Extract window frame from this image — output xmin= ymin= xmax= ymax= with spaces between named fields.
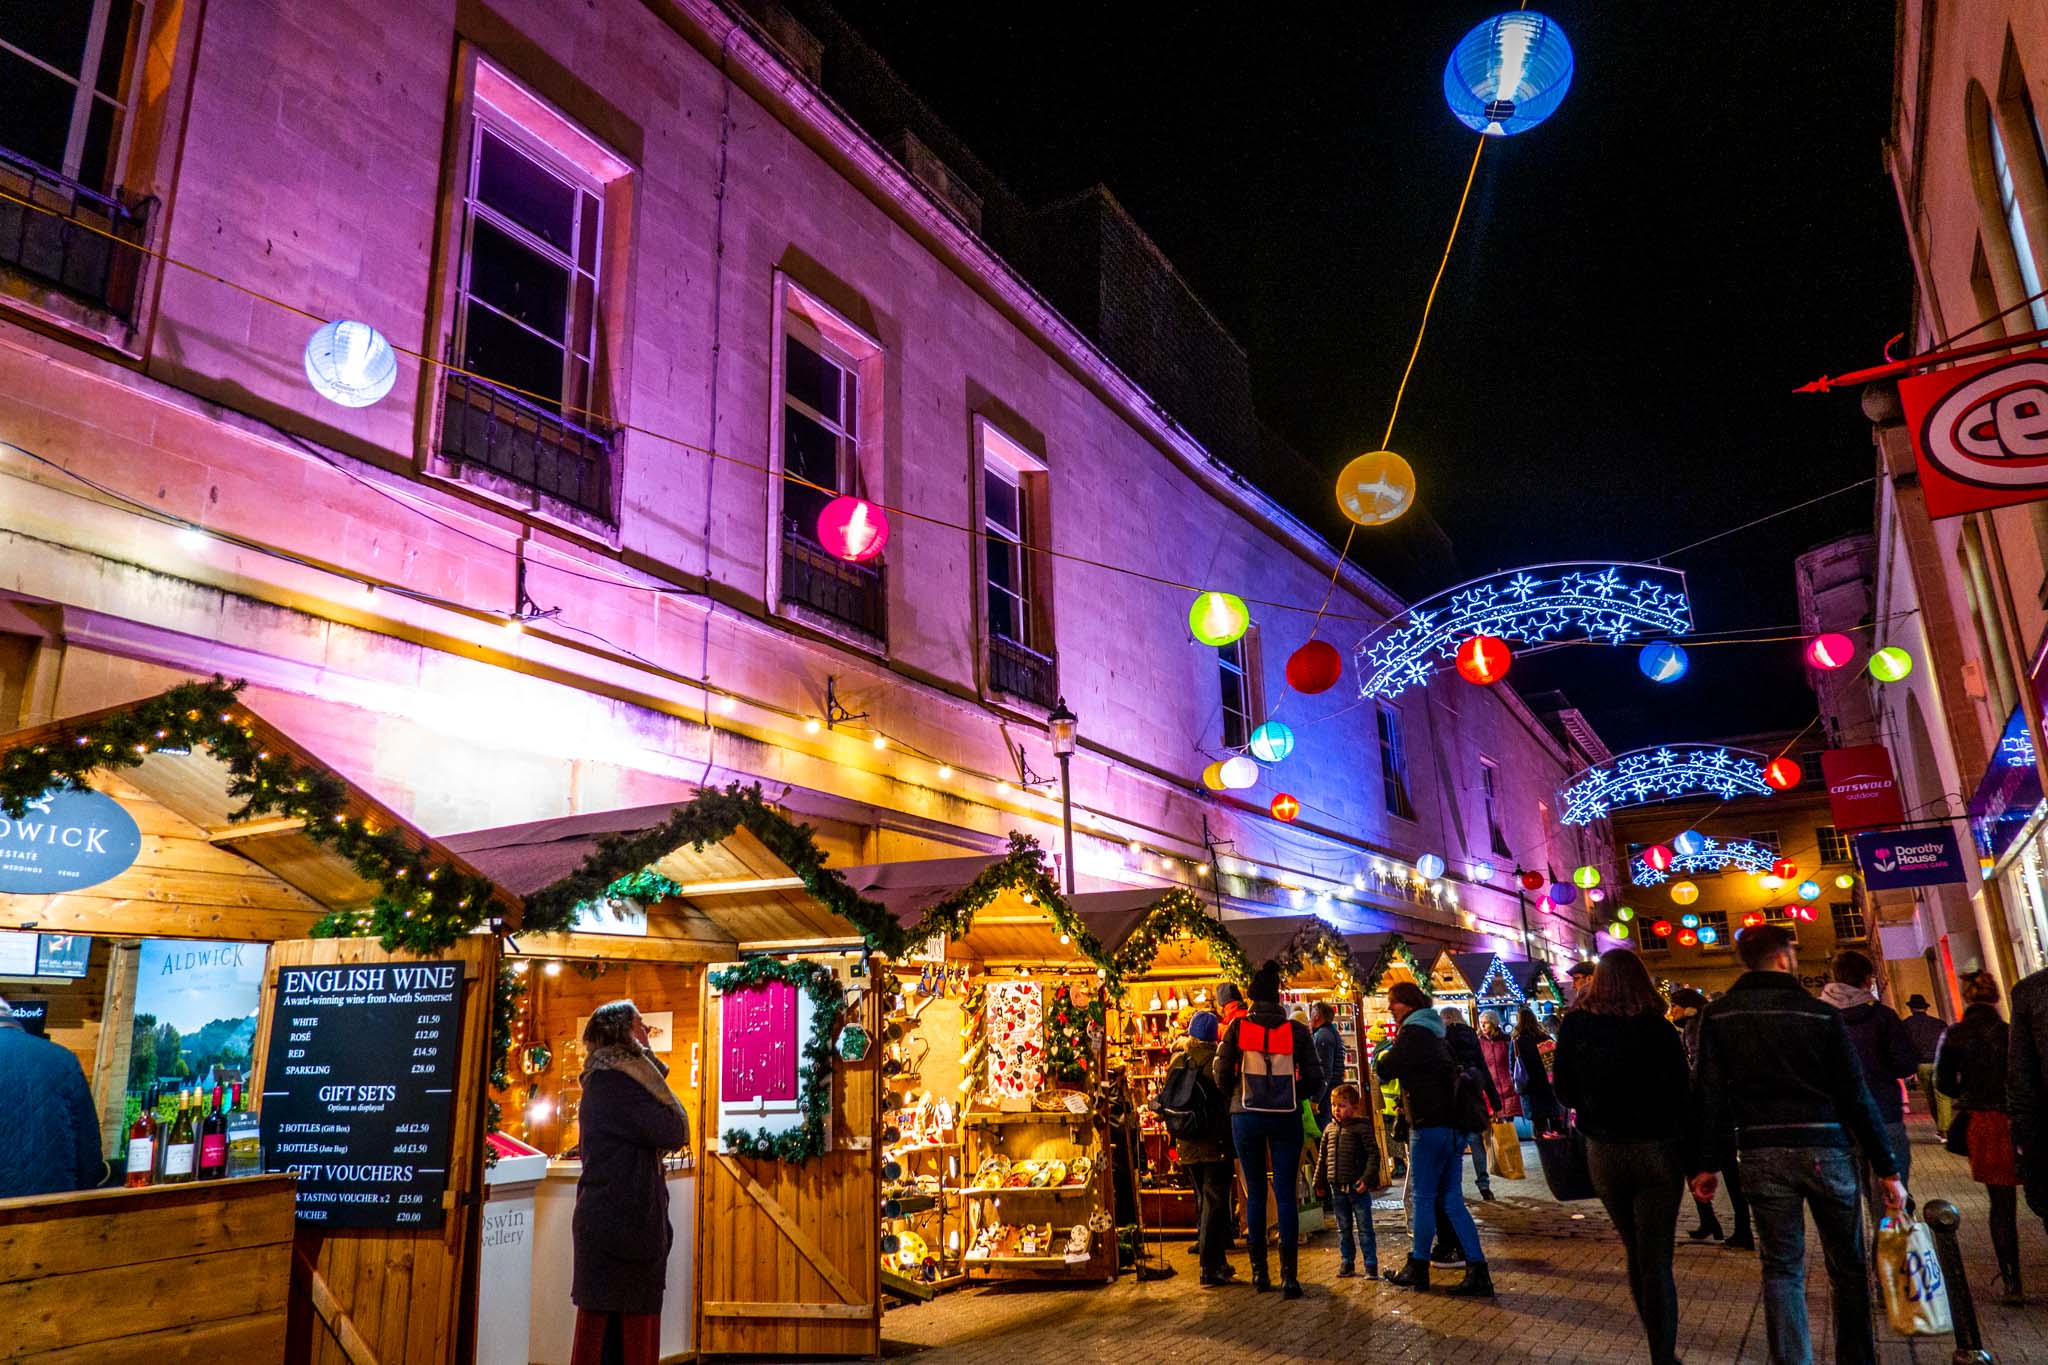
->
xmin=1377 ymin=703 xmax=1416 ymax=823
xmin=1480 ymin=757 xmax=1511 ymax=856
xmin=972 ymin=417 xmax=1057 ymax=709
xmin=1830 ymin=901 xmax=1868 ymax=943
xmin=1748 ymin=829 xmax=1782 ymax=856
xmin=0 ymin=0 xmax=145 ymax=193
xmin=1219 ymin=635 xmax=1255 ymax=752
xmin=1816 ymin=825 xmax=1853 ymax=865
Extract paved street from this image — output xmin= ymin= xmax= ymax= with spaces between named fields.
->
xmin=881 ymin=1114 xmax=2048 ymax=1362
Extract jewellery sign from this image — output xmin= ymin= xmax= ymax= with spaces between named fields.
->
xmin=1821 ymin=746 xmax=1905 ymax=832
xmin=1899 ymin=345 xmax=2048 ymax=518
xmin=1853 ymin=826 xmax=1967 ymax=891
xmin=0 ymin=788 xmax=143 ymax=893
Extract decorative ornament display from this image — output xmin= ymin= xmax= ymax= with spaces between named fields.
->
xmin=1248 ymin=721 xmax=1296 ymax=763
xmin=1763 ymin=757 xmax=1802 ymax=790
xmin=1771 ymin=858 xmax=1798 ymax=880
xmin=1698 ymin=925 xmax=1719 ymax=945
xmin=1869 ymin=646 xmax=1914 ymax=682
xmin=1188 ymin=591 xmax=1251 ymax=646
xmin=837 ymin=1023 xmax=872 ymax=1062
xmin=486 ymin=962 xmax=529 ymax=1150
xmin=1270 ymin=792 xmax=1300 ymax=822
xmin=1444 ymin=10 xmax=1575 ymax=137
xmin=1669 ymin=881 xmax=1699 ymax=905
xmin=1572 ymin=865 xmax=1601 ymax=889
xmin=1518 ymin=869 xmax=1546 ymax=892
xmin=1677 ymin=928 xmax=1699 ymax=948
xmin=1548 ymin=881 xmax=1578 ymax=907
xmin=1218 ymin=755 xmax=1260 ymax=790
xmin=1679 ymin=913 xmax=1700 ymax=929
xmin=1455 ymin=634 xmax=1513 ymax=685
xmin=1834 ymin=873 xmax=1855 ymax=890
xmin=1631 ymin=835 xmax=1779 ymax=886
xmin=1672 ymin=830 xmax=1708 ymax=858
xmin=816 ymin=495 xmax=890 ymax=563
xmin=710 ymin=955 xmax=845 ymax=1161
xmin=1335 ymin=449 xmax=1418 ymax=526
xmin=1614 ymin=905 xmax=1635 ymax=922
xmin=1642 ymin=844 xmax=1674 ymax=872
xmin=1042 ymin=982 xmax=1103 ymax=1085
xmin=1651 ymin=918 xmax=1673 ymax=938
xmin=1417 ymin=852 xmax=1448 ymax=881
xmin=1560 ymin=744 xmax=1776 ymax=825
xmin=982 ymin=981 xmax=1046 ymax=1100
xmin=1639 ymin=640 xmax=1691 ymax=684
xmin=304 ymin=319 xmax=398 ymax=407
xmin=1806 ymin=633 xmax=1855 ymax=670
xmin=1797 ymin=880 xmax=1822 ymax=902
xmin=1360 ymin=563 xmax=1692 ymax=701
xmin=1285 ymin=639 xmax=1344 ymax=694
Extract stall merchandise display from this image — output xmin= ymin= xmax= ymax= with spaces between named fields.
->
xmin=1112 ymin=978 xmax=1227 ymax=1235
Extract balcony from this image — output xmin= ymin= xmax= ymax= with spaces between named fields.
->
xmin=781 ymin=526 xmax=886 ymax=642
xmin=0 ymin=148 xmax=151 ymax=321
xmin=439 ymin=371 xmax=615 ymax=519
xmin=989 ymin=633 xmax=1057 ymax=709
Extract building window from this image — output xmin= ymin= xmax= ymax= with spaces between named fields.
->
xmin=977 ymin=422 xmax=1056 ymax=707
xmin=1219 ymin=637 xmax=1254 ymax=751
xmin=1378 ymin=705 xmax=1416 ymax=822
xmin=782 ymin=324 xmax=860 ymax=538
xmin=1989 ymin=114 xmax=2048 ymax=331
xmin=1817 ymin=825 xmax=1853 ymax=864
xmin=1 ymin=1 xmax=144 ymax=194
xmin=1748 ymin=830 xmax=1782 ymax=855
xmin=1641 ymin=934 xmax=1668 ymax=954
xmin=1699 ymin=910 xmax=1730 ymax=950
xmin=1831 ymin=901 xmax=1867 ymax=943
xmin=1480 ymin=759 xmax=1510 ymax=856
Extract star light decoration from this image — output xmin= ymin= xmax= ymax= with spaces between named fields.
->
xmin=1560 ymin=744 xmax=1775 ymax=827
xmin=1628 ymin=836 xmax=1781 ymax=887
xmin=1356 ymin=563 xmax=1692 ymax=701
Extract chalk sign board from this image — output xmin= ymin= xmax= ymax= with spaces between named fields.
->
xmin=259 ymin=960 xmax=466 ymax=1229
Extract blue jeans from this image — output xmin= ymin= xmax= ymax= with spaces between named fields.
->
xmin=1231 ymin=1111 xmax=1305 ymax=1249
xmin=1468 ymin=1131 xmax=1491 ymax=1191
xmin=1330 ymin=1188 xmax=1377 ymax=1271
xmin=1408 ymin=1126 xmax=1483 ymax=1263
xmin=1742 ymin=1146 xmax=1874 ymax=1365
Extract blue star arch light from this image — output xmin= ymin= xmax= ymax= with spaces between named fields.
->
xmin=1630 ymin=836 xmax=1779 ymax=887
xmin=1355 ymin=563 xmax=1693 ymax=701
xmin=1561 ymin=744 xmax=1774 ymax=827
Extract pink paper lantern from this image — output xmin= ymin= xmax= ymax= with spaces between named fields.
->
xmin=817 ymin=496 xmax=890 ymax=562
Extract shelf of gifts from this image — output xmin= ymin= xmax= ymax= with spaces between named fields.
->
xmin=961 ymin=1185 xmax=1092 ymax=1197
xmin=959 ymin=1110 xmax=1091 ymax=1127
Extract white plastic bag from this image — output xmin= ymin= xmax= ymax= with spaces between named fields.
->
xmin=1874 ymin=1212 xmax=1952 ymax=1336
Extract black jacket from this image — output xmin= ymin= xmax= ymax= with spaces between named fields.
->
xmin=1213 ymin=1002 xmax=1324 ymax=1117
xmin=573 ymin=1067 xmax=691 ymax=1314
xmin=1552 ymin=1010 xmax=1689 ymax=1145
xmin=1690 ymin=971 xmax=1897 ymax=1176
xmin=1836 ymin=999 xmax=1919 ymax=1124
xmin=1373 ymin=1010 xmax=1463 ymax=1130
xmin=1937 ymin=1003 xmax=2012 ymax=1114
xmin=2011 ymin=969 xmax=2048 ymax=1156
xmin=1311 ymin=1114 xmax=1382 ymax=1192
xmin=1443 ymin=1017 xmax=1502 ymax=1112
xmin=1513 ymin=1029 xmax=1559 ymax=1114
xmin=1311 ymin=1022 xmax=1346 ymax=1104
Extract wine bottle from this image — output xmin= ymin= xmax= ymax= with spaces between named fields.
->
xmin=226 ymin=1079 xmax=262 ymax=1177
xmin=197 ymin=1081 xmax=228 ymax=1180
xmin=124 ymin=1085 xmax=159 ymax=1188
xmin=160 ymin=1088 xmax=197 ymax=1184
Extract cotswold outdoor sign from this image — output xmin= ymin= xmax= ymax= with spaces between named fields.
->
xmin=1821 ymin=746 xmax=1905 ymax=833
xmin=0 ymin=788 xmax=143 ymax=893
xmin=1899 ymin=345 xmax=2048 ymax=518
xmin=1853 ymin=826 xmax=1967 ymax=891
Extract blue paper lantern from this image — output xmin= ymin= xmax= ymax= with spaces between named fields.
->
xmin=1698 ymin=925 xmax=1719 ymax=945
xmin=1548 ymin=881 xmax=1577 ymax=907
xmin=1797 ymin=879 xmax=1822 ymax=902
xmin=1639 ymin=640 xmax=1690 ymax=684
xmin=1444 ymin=12 xmax=1575 ymax=137
xmin=1417 ymin=853 xmax=1447 ymax=881
xmin=304 ymin=320 xmax=398 ymax=407
xmin=1671 ymin=829 xmax=1707 ymax=858
xmin=1248 ymin=721 xmax=1296 ymax=763
xmin=1679 ymin=913 xmax=1700 ymax=929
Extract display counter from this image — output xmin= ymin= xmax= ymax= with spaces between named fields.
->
xmin=530 ymin=1157 xmax=697 ymax=1364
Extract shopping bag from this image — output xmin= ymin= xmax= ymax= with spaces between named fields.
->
xmin=1874 ymin=1213 xmax=1952 ymax=1336
xmin=1485 ymin=1120 xmax=1525 ymax=1181
xmin=1532 ymin=1116 xmax=1596 ymax=1201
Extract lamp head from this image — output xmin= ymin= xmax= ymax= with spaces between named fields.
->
xmin=1048 ymin=696 xmax=1078 ymax=756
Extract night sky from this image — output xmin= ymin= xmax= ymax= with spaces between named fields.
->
xmin=851 ymin=2 xmax=1908 ymax=752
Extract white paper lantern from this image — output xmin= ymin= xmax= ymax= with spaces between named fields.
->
xmin=304 ymin=319 xmax=398 ymax=407
xmin=1219 ymin=755 xmax=1260 ymax=790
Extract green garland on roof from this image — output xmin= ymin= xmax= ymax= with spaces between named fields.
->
xmin=1271 ymin=919 xmax=1369 ymax=998
xmin=486 ymin=960 xmax=528 ymax=1162
xmin=709 ymin=954 xmax=844 ymax=1162
xmin=1110 ymin=888 xmax=1254 ymax=988
xmin=1357 ymin=935 xmax=1429 ymax=994
xmin=0 ymin=677 xmax=501 ymax=953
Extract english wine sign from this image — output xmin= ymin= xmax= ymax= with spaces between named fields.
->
xmin=1900 ymin=346 xmax=2048 ymax=518
xmin=0 ymin=788 xmax=143 ymax=893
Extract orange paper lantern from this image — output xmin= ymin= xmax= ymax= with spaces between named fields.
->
xmin=1763 ymin=758 xmax=1801 ymax=790
xmin=1270 ymin=793 xmax=1301 ymax=822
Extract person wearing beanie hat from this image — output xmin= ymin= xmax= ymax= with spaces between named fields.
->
xmin=1189 ymin=1010 xmax=1220 ymax=1045
xmin=1213 ymin=961 xmax=1325 ymax=1298
xmin=1217 ymin=981 xmax=1249 ymax=1030
xmin=1161 ymin=1008 xmax=1232 ymax=1283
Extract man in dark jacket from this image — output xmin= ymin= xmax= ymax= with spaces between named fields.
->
xmin=1213 ymin=964 xmax=1325 ymax=1297
xmin=1690 ymin=926 xmax=1903 ymax=1365
xmin=1309 ymin=1002 xmax=1346 ymax=1124
xmin=2011 ymin=966 xmax=2048 ymax=1218
xmin=1902 ymin=994 xmax=1950 ymax=1138
xmin=1374 ymin=981 xmax=1493 ymax=1296
xmin=0 ymin=995 xmax=104 ymax=1198
xmin=1823 ymin=949 xmax=1920 ymax=1220
xmin=1440 ymin=1006 xmax=1500 ymax=1203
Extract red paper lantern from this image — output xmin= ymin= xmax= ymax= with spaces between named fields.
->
xmin=1284 ymin=639 xmax=1344 ymax=694
xmin=1270 ymin=792 xmax=1300 ymax=822
xmin=1519 ymin=870 xmax=1546 ymax=892
xmin=816 ymin=495 xmax=890 ymax=562
xmin=1651 ymin=919 xmax=1673 ymax=938
xmin=1642 ymin=844 xmax=1674 ymax=872
xmin=1790 ymin=903 xmax=1816 ymax=923
xmin=1771 ymin=858 xmax=1798 ymax=880
xmin=1741 ymin=911 xmax=1766 ymax=929
xmin=1677 ymin=929 xmax=1699 ymax=948
xmin=1763 ymin=758 xmax=1802 ymax=790
xmin=1455 ymin=634 xmax=1513 ymax=685
xmin=1805 ymin=632 xmax=1854 ymax=670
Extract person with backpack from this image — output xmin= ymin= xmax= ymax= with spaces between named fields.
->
xmin=1155 ymin=1009 xmax=1235 ymax=1286
xmin=1213 ymin=962 xmax=1325 ymax=1298
xmin=1373 ymin=980 xmax=1493 ymax=1296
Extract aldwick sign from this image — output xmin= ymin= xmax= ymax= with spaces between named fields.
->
xmin=1900 ymin=346 xmax=2048 ymax=518
xmin=0 ymin=788 xmax=143 ymax=893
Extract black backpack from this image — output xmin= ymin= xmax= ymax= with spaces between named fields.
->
xmin=1153 ymin=1060 xmax=1223 ymax=1141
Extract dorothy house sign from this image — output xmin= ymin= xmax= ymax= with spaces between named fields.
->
xmin=0 ymin=789 xmax=144 ymax=893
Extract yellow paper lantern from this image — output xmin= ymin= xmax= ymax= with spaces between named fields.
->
xmin=1669 ymin=880 xmax=1699 ymax=906
xmin=1334 ymin=450 xmax=1418 ymax=527
xmin=1202 ymin=761 xmax=1228 ymax=791
xmin=1188 ymin=591 xmax=1251 ymax=646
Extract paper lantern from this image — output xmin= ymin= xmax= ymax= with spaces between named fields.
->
xmin=1698 ymin=925 xmax=1719 ymax=945
xmin=1270 ymin=792 xmax=1300 ymax=822
xmin=1189 ymin=592 xmax=1251 ymax=646
xmin=1536 ymin=894 xmax=1556 ymax=914
xmin=304 ymin=320 xmax=398 ymax=407
xmin=1763 ymin=758 xmax=1802 ymax=790
xmin=1588 ymin=887 xmax=1606 ymax=905
xmin=1806 ymin=633 xmax=1854 ymax=670
xmin=1219 ymin=755 xmax=1260 ymax=790
xmin=1677 ymin=928 xmax=1699 ymax=948
xmin=1614 ymin=905 xmax=1635 ymax=921
xmin=1455 ymin=634 xmax=1513 ymax=685
xmin=1519 ymin=869 xmax=1546 ymax=892
xmin=1679 ymin=913 xmax=1700 ymax=929
xmin=1869 ymin=646 xmax=1914 ymax=682
xmin=1572 ymin=865 xmax=1601 ymax=889
xmin=1669 ymin=881 xmax=1699 ymax=906
xmin=1473 ymin=860 xmax=1497 ymax=882
xmin=1201 ymin=761 xmax=1228 ymax=791
xmin=1790 ymin=904 xmax=1816 ymax=923
xmin=1443 ymin=11 xmax=1575 ymax=137
xmin=1771 ymin=858 xmax=1798 ymax=880
xmin=817 ymin=496 xmax=890 ymax=562
xmin=1835 ymin=873 xmax=1855 ymax=890
xmin=1642 ymin=844 xmax=1674 ymax=872
xmin=1639 ymin=640 xmax=1690 ymax=684
xmin=1609 ymin=921 xmax=1631 ymax=940
xmin=1248 ymin=721 xmax=1296 ymax=763
xmin=1759 ymin=874 xmax=1784 ymax=891
xmin=1285 ymin=639 xmax=1344 ymax=694
xmin=1417 ymin=853 xmax=1448 ymax=880
xmin=1548 ymin=882 xmax=1578 ymax=907
xmin=1651 ymin=918 xmax=1673 ymax=938
xmin=1335 ymin=449 xmax=1418 ymax=526
xmin=1742 ymin=911 xmax=1766 ymax=929
xmin=1797 ymin=880 xmax=1822 ymax=902
xmin=1672 ymin=830 xmax=1707 ymax=858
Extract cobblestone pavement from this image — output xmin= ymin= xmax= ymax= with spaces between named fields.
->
xmin=878 ymin=1113 xmax=2048 ymax=1362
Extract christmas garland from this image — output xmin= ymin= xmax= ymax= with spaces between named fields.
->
xmin=485 ymin=960 xmax=528 ymax=1161
xmin=1109 ymin=888 xmax=1255 ymax=988
xmin=710 ymin=955 xmax=845 ymax=1162
xmin=1271 ymin=919 xmax=1369 ymax=998
xmin=1356 ymin=934 xmax=1429 ymax=995
xmin=1043 ymin=981 xmax=1105 ymax=1084
xmin=0 ymin=678 xmax=503 ymax=953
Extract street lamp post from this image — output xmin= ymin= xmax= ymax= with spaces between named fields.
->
xmin=1513 ymin=866 xmax=1535 ymax=961
xmin=1049 ymin=697 xmax=1078 ymax=896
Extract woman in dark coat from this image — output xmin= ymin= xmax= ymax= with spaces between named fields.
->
xmin=1512 ymin=1007 xmax=1560 ymax=1123
xmin=572 ymin=1000 xmax=692 ymax=1365
xmin=1213 ymin=962 xmax=1325 ymax=1298
xmin=1936 ymin=971 xmax=2030 ymax=1304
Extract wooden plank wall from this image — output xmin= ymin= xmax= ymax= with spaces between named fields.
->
xmin=258 ymin=936 xmax=496 ymax=1365
xmin=0 ymin=1174 xmax=295 ymax=1363
xmin=0 ymin=936 xmax=110 ymax=1079
xmin=697 ymin=956 xmax=879 ymax=1358
xmin=509 ymin=960 xmax=704 ymax=1157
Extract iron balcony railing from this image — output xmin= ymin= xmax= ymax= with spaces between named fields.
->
xmin=0 ymin=146 xmax=152 ymax=320
xmin=439 ymin=370 xmax=615 ymax=519
xmin=989 ymin=633 xmax=1057 ymax=709
xmin=781 ymin=524 xmax=886 ymax=641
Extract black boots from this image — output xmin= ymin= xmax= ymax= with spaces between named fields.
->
xmin=1447 ymin=1261 xmax=1496 ymax=1298
xmin=1999 ymin=1261 xmax=2024 ymax=1305
xmin=1279 ymin=1242 xmax=1302 ymax=1299
xmin=1384 ymin=1256 xmax=1431 ymax=1290
xmin=1688 ymin=1199 xmax=1724 ymax=1241
xmin=1248 ymin=1236 xmax=1272 ymax=1292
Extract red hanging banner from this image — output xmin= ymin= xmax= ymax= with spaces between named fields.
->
xmin=1822 ymin=745 xmax=1906 ymax=832
xmin=1898 ymin=346 xmax=2048 ymax=519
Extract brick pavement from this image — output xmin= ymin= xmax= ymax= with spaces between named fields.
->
xmin=878 ymin=1114 xmax=2048 ymax=1362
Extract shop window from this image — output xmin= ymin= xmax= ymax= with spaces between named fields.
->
xmin=1378 ymin=704 xmax=1416 ymax=822
xmin=1481 ymin=758 xmax=1511 ymax=856
xmin=1830 ymin=901 xmax=1867 ymax=943
xmin=977 ymin=420 xmax=1056 ymax=708
xmin=1817 ymin=825 xmax=1853 ymax=864
xmin=1218 ymin=631 xmax=1260 ymax=751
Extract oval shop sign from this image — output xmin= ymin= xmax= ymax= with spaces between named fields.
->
xmin=0 ymin=788 xmax=143 ymax=893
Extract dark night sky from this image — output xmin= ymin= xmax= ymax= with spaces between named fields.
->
xmin=848 ymin=3 xmax=1909 ymax=751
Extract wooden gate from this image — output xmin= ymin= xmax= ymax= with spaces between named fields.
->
xmin=252 ymin=935 xmax=497 ymax=1365
xmin=696 ymin=959 xmax=879 ymax=1357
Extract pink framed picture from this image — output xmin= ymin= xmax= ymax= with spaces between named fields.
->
xmin=721 ymin=978 xmax=798 ymax=1104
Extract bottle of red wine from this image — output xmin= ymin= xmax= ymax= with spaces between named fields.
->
xmin=124 ymin=1085 xmax=160 ymax=1188
xmin=197 ymin=1081 xmax=229 ymax=1180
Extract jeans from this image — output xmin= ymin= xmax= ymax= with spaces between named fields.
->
xmin=1586 ymin=1137 xmax=1684 ymax=1365
xmin=1860 ymin=1120 xmax=1911 ymax=1232
xmin=1188 ymin=1159 xmax=1235 ymax=1274
xmin=1469 ymin=1131 xmax=1492 ymax=1192
xmin=1742 ymin=1146 xmax=1874 ymax=1365
xmin=1330 ymin=1188 xmax=1378 ymax=1271
xmin=1407 ymin=1126 xmax=1484 ymax=1262
xmin=1232 ymin=1111 xmax=1305 ymax=1250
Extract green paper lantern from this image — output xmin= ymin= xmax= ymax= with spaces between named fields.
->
xmin=1189 ymin=591 xmax=1250 ymax=646
xmin=1869 ymin=646 xmax=1913 ymax=682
